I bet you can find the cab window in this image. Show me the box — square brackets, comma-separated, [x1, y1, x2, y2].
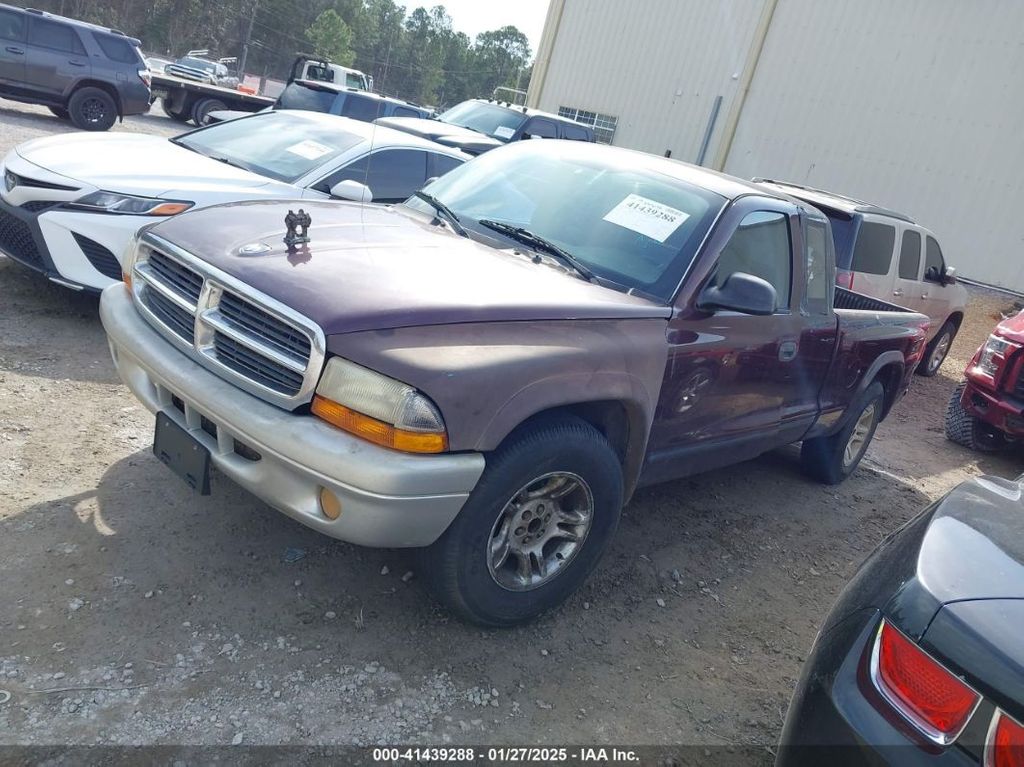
[714, 211, 792, 310]
[804, 217, 832, 314]
[898, 230, 922, 280]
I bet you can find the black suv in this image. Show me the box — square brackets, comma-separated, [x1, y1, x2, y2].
[0, 4, 150, 130]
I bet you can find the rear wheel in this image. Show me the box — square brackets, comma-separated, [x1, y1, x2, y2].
[191, 97, 226, 126]
[917, 320, 957, 377]
[69, 87, 117, 131]
[801, 381, 884, 484]
[47, 105, 70, 120]
[944, 381, 1008, 451]
[421, 416, 623, 626]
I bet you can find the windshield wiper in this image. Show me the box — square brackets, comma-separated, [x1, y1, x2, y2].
[478, 219, 596, 282]
[413, 191, 468, 237]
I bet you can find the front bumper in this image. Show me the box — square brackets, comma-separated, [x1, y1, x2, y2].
[961, 377, 1024, 437]
[100, 284, 485, 547]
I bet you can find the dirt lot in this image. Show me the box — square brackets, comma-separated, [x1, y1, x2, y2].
[1, 100, 1022, 754]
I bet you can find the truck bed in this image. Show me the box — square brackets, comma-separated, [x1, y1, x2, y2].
[834, 286, 915, 314]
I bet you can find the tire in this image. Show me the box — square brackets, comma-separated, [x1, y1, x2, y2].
[68, 87, 117, 131]
[420, 416, 623, 627]
[801, 381, 885, 484]
[944, 381, 1008, 452]
[47, 105, 70, 120]
[191, 98, 226, 126]
[916, 320, 957, 377]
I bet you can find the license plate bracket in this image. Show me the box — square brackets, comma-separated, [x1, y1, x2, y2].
[153, 411, 211, 495]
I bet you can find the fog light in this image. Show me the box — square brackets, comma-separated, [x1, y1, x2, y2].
[319, 487, 342, 520]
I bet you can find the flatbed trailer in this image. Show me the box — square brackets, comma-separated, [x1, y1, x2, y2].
[152, 72, 274, 126]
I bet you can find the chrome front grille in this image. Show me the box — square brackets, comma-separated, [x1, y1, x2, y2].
[131, 234, 325, 409]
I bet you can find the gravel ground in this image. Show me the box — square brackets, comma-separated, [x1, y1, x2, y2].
[1, 99, 1022, 754]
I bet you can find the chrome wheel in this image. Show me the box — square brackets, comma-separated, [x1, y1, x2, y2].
[843, 402, 877, 469]
[927, 331, 952, 374]
[487, 472, 594, 592]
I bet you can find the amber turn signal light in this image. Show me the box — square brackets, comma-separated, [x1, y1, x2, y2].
[311, 395, 448, 454]
[148, 202, 192, 216]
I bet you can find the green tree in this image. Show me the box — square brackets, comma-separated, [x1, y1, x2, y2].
[306, 8, 356, 66]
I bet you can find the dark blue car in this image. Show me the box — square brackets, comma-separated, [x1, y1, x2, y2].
[777, 474, 1024, 765]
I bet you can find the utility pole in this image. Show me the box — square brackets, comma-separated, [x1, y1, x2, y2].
[238, 0, 258, 78]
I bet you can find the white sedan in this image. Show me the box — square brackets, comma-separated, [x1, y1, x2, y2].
[0, 111, 469, 292]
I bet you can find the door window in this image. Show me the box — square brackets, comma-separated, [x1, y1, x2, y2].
[320, 149, 428, 203]
[804, 217, 831, 314]
[28, 18, 86, 54]
[0, 9, 25, 41]
[393, 106, 420, 117]
[429, 153, 463, 179]
[341, 94, 384, 122]
[851, 222, 895, 275]
[562, 123, 591, 141]
[925, 236, 945, 279]
[898, 230, 922, 280]
[522, 119, 557, 139]
[715, 211, 792, 309]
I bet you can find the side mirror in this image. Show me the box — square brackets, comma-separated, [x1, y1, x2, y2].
[330, 180, 373, 203]
[943, 266, 957, 285]
[698, 272, 777, 316]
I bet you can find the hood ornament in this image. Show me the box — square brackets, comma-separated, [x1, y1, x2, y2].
[284, 209, 311, 249]
[238, 242, 271, 256]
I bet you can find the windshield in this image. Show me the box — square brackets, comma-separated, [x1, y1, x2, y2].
[276, 82, 338, 113]
[175, 112, 364, 183]
[438, 101, 527, 141]
[406, 142, 726, 300]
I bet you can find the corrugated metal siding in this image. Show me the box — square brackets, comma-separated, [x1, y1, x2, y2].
[724, 0, 1024, 290]
[530, 0, 770, 161]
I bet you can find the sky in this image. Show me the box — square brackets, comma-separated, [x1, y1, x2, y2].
[395, 0, 551, 57]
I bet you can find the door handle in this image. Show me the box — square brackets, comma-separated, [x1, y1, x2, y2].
[68, 60, 86, 67]
[778, 341, 798, 362]
[892, 289, 904, 297]
[5, 46, 25, 55]
[921, 293, 929, 300]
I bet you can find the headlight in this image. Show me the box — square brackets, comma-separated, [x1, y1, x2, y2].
[120, 233, 141, 289]
[976, 334, 1018, 379]
[70, 191, 192, 216]
[311, 358, 448, 454]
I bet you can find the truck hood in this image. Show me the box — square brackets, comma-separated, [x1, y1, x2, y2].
[142, 199, 670, 335]
[994, 309, 1024, 344]
[373, 117, 504, 154]
[15, 133, 283, 198]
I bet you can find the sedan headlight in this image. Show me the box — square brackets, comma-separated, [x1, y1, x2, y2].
[311, 358, 448, 454]
[976, 334, 1018, 379]
[70, 191, 192, 216]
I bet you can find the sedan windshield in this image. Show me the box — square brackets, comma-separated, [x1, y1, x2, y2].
[438, 101, 527, 141]
[174, 112, 364, 183]
[406, 141, 726, 300]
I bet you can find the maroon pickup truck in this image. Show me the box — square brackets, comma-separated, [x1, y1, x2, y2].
[100, 141, 929, 625]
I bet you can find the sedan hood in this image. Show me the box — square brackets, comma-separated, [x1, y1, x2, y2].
[16, 133, 280, 197]
[143, 199, 669, 335]
[374, 117, 503, 154]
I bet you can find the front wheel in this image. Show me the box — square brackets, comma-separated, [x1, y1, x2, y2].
[421, 416, 623, 626]
[801, 381, 884, 484]
[917, 320, 957, 377]
[944, 381, 1008, 452]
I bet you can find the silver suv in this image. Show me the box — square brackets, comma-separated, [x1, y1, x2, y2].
[757, 180, 968, 376]
[0, 4, 151, 131]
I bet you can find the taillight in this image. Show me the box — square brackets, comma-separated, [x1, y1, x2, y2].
[987, 710, 1024, 767]
[138, 68, 151, 88]
[870, 619, 981, 745]
[836, 269, 855, 290]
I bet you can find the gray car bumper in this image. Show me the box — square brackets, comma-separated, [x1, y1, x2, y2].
[100, 284, 485, 547]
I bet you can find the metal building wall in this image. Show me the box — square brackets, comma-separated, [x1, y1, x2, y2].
[724, 0, 1024, 290]
[528, 0, 769, 162]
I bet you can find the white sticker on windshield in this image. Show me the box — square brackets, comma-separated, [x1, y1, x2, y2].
[285, 139, 333, 160]
[494, 126, 515, 139]
[602, 194, 690, 242]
